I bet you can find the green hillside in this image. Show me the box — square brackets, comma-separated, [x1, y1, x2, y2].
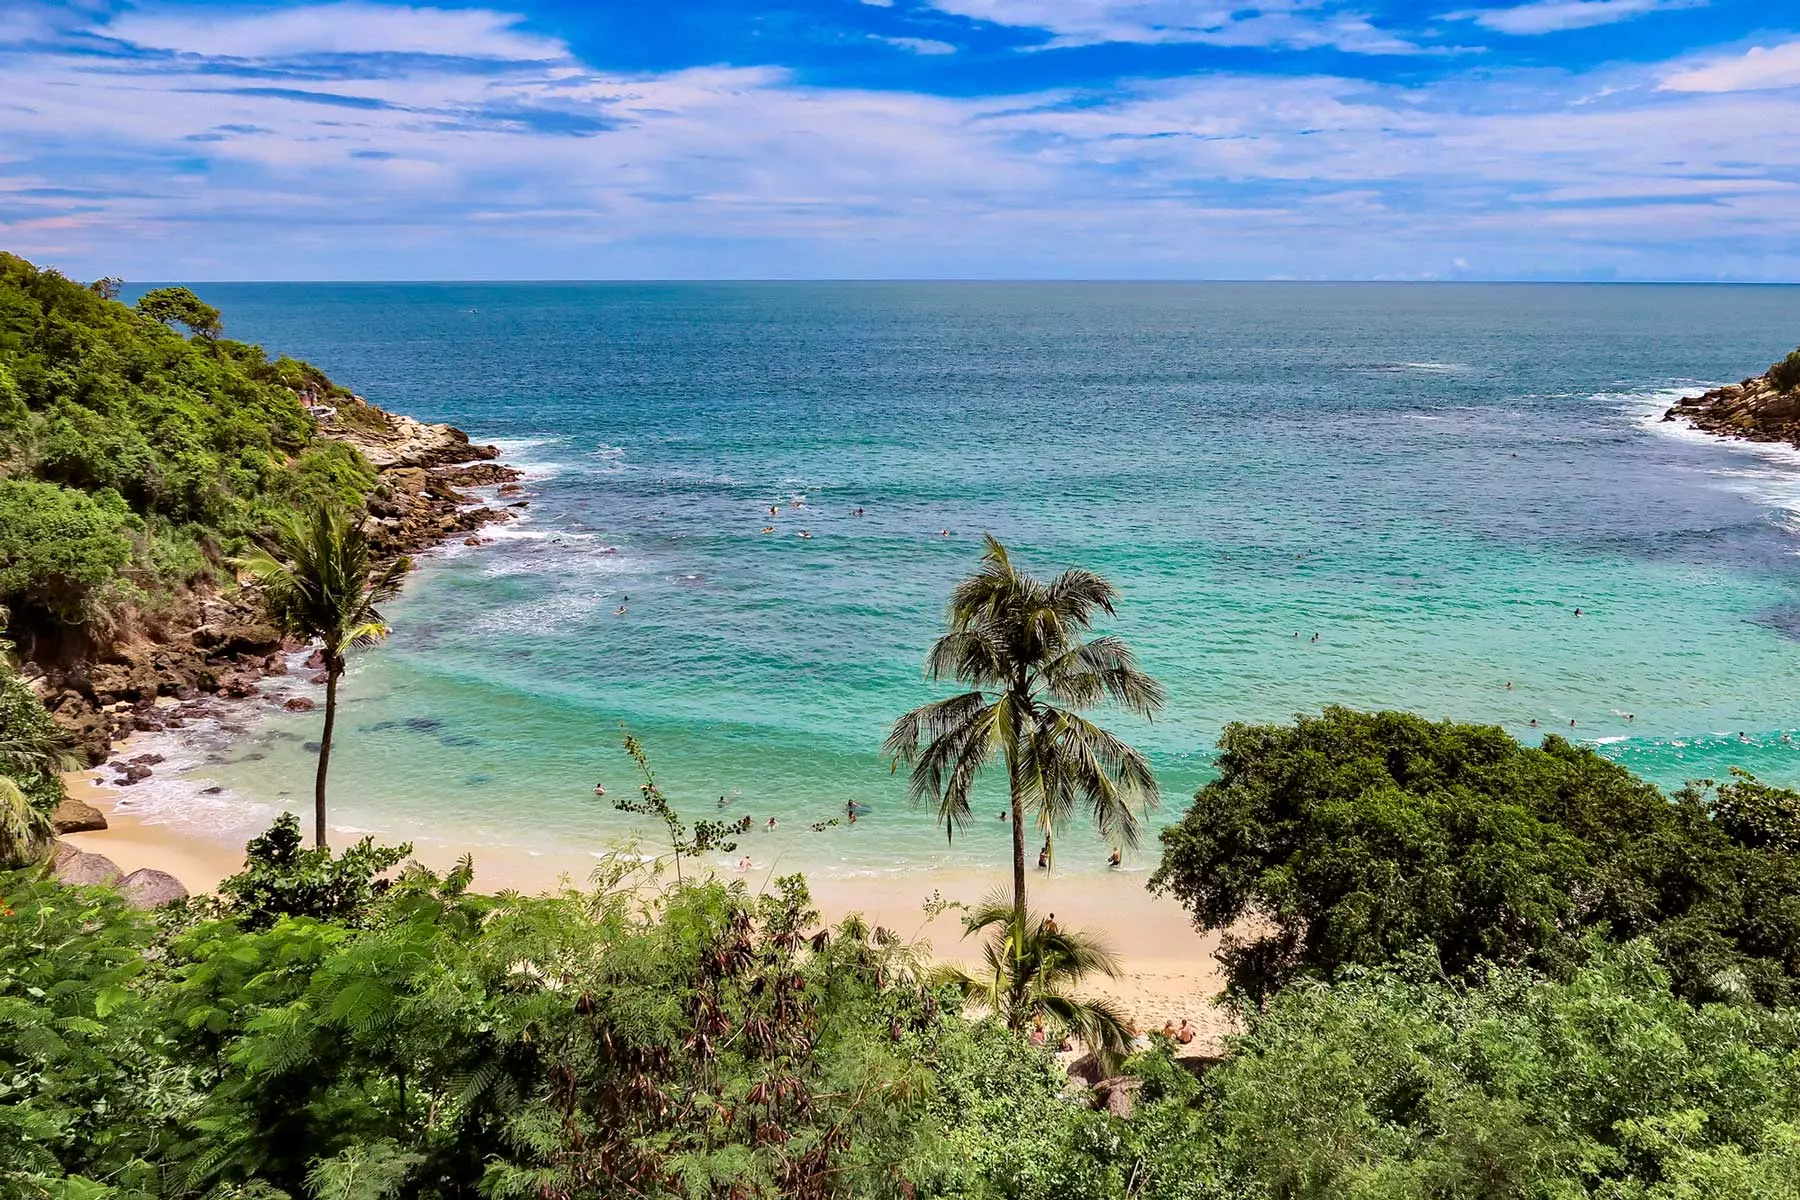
[0, 253, 373, 653]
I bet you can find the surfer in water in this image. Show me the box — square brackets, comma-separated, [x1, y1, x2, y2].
[613, 595, 628, 616]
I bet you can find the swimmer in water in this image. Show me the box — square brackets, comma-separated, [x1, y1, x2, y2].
[613, 601, 627, 616]
[1528, 719, 1538, 727]
[594, 783, 606, 797]
[797, 530, 812, 539]
[769, 504, 779, 516]
[1570, 718, 1577, 727]
[1505, 681, 1513, 690]
[738, 855, 752, 872]
[1574, 607, 1583, 617]
[718, 795, 730, 808]
[1311, 632, 1319, 643]
[766, 817, 777, 831]
[1108, 847, 1122, 869]
[760, 525, 775, 534]
[852, 507, 864, 516]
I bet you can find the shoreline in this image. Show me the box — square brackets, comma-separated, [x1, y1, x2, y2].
[60, 767, 1232, 1042]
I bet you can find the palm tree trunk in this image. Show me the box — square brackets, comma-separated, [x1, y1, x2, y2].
[315, 660, 338, 849]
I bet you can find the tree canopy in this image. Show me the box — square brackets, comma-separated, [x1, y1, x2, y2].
[1151, 707, 1800, 1006]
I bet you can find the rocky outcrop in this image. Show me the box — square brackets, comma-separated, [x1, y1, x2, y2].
[26, 395, 522, 764]
[1664, 354, 1800, 446]
[51, 792, 107, 833]
[118, 866, 190, 909]
[320, 403, 500, 470]
[52, 842, 122, 886]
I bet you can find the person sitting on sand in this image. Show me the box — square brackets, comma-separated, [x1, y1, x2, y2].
[1030, 1017, 1047, 1047]
[1177, 1019, 1196, 1045]
[1043, 913, 1059, 936]
[1162, 1020, 1178, 1040]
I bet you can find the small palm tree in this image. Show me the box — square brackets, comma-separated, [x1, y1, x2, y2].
[885, 536, 1163, 935]
[236, 504, 408, 848]
[0, 777, 55, 868]
[935, 892, 1135, 1070]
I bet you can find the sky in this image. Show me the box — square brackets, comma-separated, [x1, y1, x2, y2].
[2, 0, 1798, 280]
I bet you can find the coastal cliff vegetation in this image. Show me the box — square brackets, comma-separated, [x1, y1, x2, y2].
[0, 252, 373, 653]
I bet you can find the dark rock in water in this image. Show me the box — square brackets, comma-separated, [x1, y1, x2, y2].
[52, 793, 108, 833]
[403, 716, 445, 733]
[438, 733, 480, 748]
[304, 648, 327, 670]
[200, 785, 224, 795]
[116, 764, 152, 784]
[119, 867, 188, 909]
[53, 843, 122, 886]
[129, 753, 165, 766]
[310, 671, 329, 685]
[284, 697, 317, 713]
[302, 741, 321, 753]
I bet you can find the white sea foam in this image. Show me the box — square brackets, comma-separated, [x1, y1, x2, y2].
[1616, 383, 1800, 527]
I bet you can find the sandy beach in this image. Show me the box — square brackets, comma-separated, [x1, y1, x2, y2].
[61, 765, 1233, 1048]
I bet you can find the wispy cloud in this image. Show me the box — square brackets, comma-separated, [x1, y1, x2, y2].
[106, 2, 567, 63]
[925, 0, 1426, 54]
[876, 35, 958, 54]
[0, 1, 1795, 279]
[1660, 39, 1800, 93]
[1452, 0, 1704, 37]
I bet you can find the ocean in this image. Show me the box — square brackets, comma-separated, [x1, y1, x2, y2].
[113, 282, 1800, 877]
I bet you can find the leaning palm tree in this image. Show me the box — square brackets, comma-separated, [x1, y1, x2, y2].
[885, 536, 1164, 934]
[235, 504, 408, 848]
[934, 892, 1135, 1070]
[0, 776, 55, 868]
[0, 647, 83, 867]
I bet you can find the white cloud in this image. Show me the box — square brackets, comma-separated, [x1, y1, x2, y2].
[926, 0, 1424, 54]
[1660, 40, 1800, 93]
[877, 35, 958, 54]
[2, 1, 1798, 279]
[105, 2, 568, 62]
[1454, 0, 1702, 36]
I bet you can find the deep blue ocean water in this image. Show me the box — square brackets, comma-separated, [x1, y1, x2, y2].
[118, 282, 1800, 874]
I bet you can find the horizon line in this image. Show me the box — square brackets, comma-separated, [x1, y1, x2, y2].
[130, 277, 1800, 287]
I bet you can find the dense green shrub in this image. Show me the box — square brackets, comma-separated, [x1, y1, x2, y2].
[0, 479, 133, 626]
[1769, 347, 1800, 392]
[1151, 708, 1800, 1006]
[0, 252, 377, 640]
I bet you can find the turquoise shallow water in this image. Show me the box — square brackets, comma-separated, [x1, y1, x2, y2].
[116, 283, 1800, 875]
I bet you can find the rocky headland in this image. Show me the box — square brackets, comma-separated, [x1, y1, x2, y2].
[1663, 348, 1800, 445]
[27, 396, 522, 831]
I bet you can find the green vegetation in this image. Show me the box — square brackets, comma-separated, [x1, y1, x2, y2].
[1151, 707, 1800, 1007]
[934, 896, 1133, 1067]
[885, 536, 1164, 938]
[235, 505, 409, 848]
[0, 253, 375, 650]
[1770, 346, 1800, 393]
[0, 612, 74, 867]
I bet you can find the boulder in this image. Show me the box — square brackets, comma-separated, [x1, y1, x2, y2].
[284, 697, 317, 713]
[52, 843, 122, 886]
[51, 793, 108, 834]
[118, 867, 189, 909]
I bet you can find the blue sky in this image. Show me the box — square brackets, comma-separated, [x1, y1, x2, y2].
[3, 0, 1798, 279]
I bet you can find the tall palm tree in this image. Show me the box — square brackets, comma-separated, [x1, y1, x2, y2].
[236, 504, 408, 848]
[884, 536, 1164, 933]
[934, 892, 1135, 1070]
